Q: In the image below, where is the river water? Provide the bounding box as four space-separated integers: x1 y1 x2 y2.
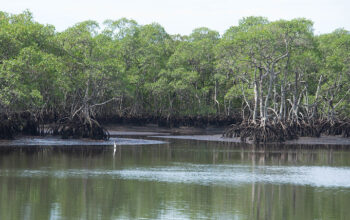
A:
0 135 350 220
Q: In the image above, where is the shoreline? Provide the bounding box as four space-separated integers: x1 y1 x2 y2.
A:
106 125 350 146
150 134 350 146
0 124 349 146
104 124 225 135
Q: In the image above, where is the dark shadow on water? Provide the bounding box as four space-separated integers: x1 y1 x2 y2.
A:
1 139 350 167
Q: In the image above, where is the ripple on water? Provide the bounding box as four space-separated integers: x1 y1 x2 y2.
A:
1 164 350 188
0 137 166 146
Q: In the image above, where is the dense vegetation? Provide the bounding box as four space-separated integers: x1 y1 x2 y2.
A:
0 11 349 141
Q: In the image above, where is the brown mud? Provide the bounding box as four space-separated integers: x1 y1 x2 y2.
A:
151 134 350 146
1 124 349 146
98 115 240 128
2 112 350 145
105 125 350 146
0 114 237 140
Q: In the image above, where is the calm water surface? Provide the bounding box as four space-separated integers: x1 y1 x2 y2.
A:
0 137 350 220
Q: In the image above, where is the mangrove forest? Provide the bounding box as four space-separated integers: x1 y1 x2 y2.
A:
0 11 349 142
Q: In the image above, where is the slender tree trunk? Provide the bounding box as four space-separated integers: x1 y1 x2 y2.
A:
263 69 274 126
253 68 259 123
280 54 290 121
292 71 299 121
214 80 220 115
312 75 323 119
259 68 264 123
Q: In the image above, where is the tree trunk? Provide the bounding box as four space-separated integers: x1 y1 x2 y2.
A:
253 68 259 123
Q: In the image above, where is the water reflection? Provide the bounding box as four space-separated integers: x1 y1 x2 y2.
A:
2 165 350 188
0 136 166 146
0 139 350 220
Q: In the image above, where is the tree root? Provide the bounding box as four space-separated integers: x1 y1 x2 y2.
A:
0 112 39 139
49 118 110 140
224 121 298 144
224 119 350 144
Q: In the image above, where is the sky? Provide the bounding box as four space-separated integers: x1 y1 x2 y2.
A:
1 0 349 35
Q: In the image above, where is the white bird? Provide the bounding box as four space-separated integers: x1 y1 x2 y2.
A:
113 141 117 154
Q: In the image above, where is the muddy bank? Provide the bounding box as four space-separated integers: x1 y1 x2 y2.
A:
106 125 350 146
105 124 225 136
99 115 240 128
151 134 350 145
1 124 349 146
0 113 237 140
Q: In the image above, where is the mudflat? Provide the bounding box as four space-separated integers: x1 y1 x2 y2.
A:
107 125 350 146
1 125 349 146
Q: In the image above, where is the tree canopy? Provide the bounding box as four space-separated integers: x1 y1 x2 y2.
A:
1 11 349 139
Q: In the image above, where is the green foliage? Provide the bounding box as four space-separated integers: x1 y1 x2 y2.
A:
0 10 349 121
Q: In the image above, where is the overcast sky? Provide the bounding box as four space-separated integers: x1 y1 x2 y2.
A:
1 0 349 35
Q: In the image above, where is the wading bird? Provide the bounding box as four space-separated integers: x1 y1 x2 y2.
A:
113 141 117 155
